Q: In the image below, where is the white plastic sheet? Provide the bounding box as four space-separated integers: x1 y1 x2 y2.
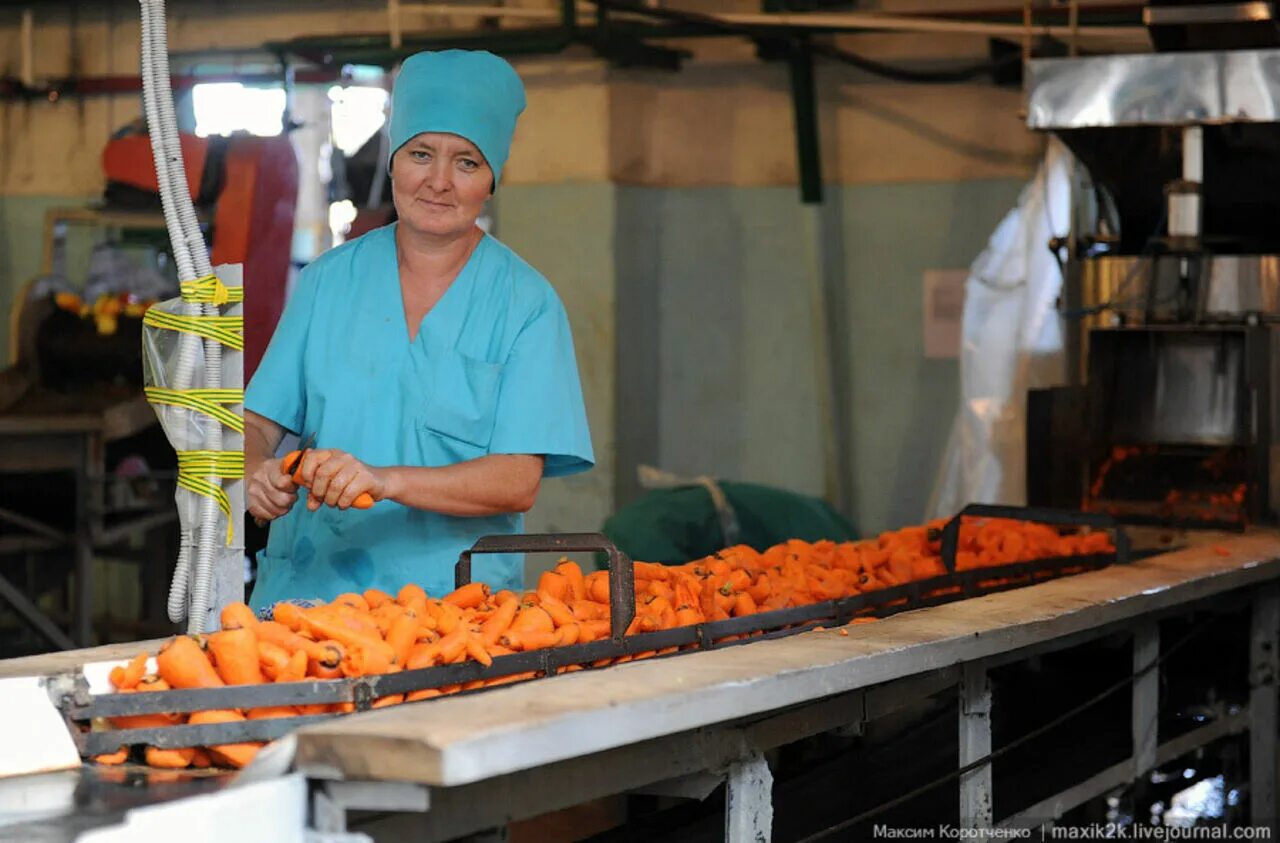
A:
929 137 1074 517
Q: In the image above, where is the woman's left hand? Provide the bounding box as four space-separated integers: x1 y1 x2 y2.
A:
298 449 390 511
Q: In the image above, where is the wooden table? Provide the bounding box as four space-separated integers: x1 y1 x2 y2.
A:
290 534 1280 839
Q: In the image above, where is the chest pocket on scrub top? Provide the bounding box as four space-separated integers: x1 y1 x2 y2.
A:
421 349 503 453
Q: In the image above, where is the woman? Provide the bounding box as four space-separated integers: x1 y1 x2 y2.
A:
244 50 593 609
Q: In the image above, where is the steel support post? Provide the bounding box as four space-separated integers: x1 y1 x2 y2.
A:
724 750 773 843
1132 622 1159 779
960 663 994 829
1250 584 1279 827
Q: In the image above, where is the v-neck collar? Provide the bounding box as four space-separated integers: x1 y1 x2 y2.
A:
385 223 488 348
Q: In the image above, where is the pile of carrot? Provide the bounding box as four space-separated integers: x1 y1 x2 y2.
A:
93 515 1112 769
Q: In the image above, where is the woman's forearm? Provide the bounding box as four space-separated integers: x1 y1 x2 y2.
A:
381 454 543 517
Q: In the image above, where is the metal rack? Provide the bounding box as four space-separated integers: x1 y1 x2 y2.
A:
57 507 1132 758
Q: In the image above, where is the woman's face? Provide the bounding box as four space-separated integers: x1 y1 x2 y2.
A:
391 132 492 240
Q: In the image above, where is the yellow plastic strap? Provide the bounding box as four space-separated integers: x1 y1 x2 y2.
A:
142 308 244 350
145 387 244 434
180 274 243 305
176 450 245 545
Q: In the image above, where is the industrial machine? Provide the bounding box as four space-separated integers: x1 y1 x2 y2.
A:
1025 2 1280 530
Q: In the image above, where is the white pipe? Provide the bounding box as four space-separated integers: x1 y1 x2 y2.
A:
141 0 224 633
140 2 200 625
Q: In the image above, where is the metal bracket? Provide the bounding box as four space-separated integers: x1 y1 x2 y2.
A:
312 780 430 834
630 769 725 801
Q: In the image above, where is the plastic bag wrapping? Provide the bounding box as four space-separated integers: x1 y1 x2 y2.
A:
928 137 1074 518
142 264 245 626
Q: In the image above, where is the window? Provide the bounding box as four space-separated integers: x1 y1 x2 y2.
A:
192 83 286 138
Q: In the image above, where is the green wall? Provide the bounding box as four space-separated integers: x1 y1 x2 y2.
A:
491 183 618 581
608 179 1026 538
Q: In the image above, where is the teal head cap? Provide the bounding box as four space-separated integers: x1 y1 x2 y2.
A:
388 50 527 192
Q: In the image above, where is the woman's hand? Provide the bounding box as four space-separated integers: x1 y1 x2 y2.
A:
247 455 299 522
299 449 389 511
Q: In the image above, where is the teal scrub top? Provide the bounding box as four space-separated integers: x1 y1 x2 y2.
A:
244 223 594 609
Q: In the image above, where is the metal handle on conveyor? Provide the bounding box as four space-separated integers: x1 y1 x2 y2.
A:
938 503 1131 575
455 532 636 643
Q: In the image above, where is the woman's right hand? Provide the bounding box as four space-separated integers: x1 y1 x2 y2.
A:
247 456 299 522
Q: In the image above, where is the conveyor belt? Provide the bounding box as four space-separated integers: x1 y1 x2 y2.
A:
290 532 1280 787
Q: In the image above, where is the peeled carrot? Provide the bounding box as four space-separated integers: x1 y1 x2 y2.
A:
397 583 429 614
93 747 129 765
363 588 394 610
300 612 395 669
157 636 224 689
277 649 309 683
145 746 195 769
333 592 370 613
220 601 260 630
248 704 298 720
585 571 610 604
536 570 571 602
555 560 587 601
207 628 264 685
190 748 214 768
465 634 493 667
443 581 490 609
257 641 292 680
337 641 388 677
187 710 262 769
272 602 308 632
255 621 343 668
510 606 554 635
385 613 420 666
406 640 442 670
480 597 519 647
406 688 442 702
536 593 577 628
110 652 149 691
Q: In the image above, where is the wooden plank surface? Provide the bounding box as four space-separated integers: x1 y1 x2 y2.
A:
292 533 1280 788
0 639 164 679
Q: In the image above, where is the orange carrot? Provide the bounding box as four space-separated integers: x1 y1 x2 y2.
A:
332 592 370 613
272 601 308 631
385 613 419 666
255 621 343 668
397 583 429 614
536 570 570 602
207 627 264 685
257 641 292 680
537 593 577 628
555 560 587 601
510 606 554 635
93 747 129 765
145 746 195 769
157 636 224 689
585 571 610 603
298 612 394 669
480 597 519 647
220 602 260 630
277 649 309 683
363 588 394 610
405 688 442 702
443 581 490 609
465 634 493 666
187 710 263 769
111 653 149 691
